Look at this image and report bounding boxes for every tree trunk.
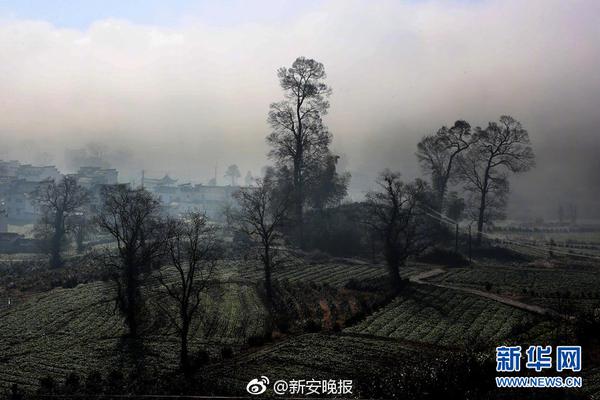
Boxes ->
[263,246,273,309]
[76,229,84,253]
[180,320,191,377]
[293,156,305,249]
[124,259,139,338]
[476,164,492,247]
[435,177,447,215]
[476,197,485,246]
[50,211,64,268]
[384,243,402,293]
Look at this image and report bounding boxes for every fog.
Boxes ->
[0,0,599,219]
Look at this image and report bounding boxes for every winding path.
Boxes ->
[409,268,561,318]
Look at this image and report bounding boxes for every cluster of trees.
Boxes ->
[95,185,220,376]
[32,179,220,377]
[416,116,535,244]
[231,57,536,295]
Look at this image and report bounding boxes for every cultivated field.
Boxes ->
[0,254,597,398]
[426,263,600,313]
[345,284,553,347]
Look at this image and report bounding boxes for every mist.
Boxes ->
[0,0,599,218]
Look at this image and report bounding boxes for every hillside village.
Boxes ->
[0,160,238,252]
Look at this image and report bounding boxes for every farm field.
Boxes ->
[236,260,403,287]
[489,230,600,259]
[425,264,600,312]
[0,277,268,391]
[201,333,448,398]
[0,257,594,397]
[203,331,593,399]
[344,284,554,347]
[0,259,406,392]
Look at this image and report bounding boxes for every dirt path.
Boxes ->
[409,268,560,318]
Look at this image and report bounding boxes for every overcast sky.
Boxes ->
[0,0,599,218]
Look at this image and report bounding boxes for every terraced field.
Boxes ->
[239,260,426,287]
[202,333,436,397]
[345,284,553,347]
[0,278,267,391]
[427,266,600,296]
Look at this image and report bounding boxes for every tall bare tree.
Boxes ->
[96,185,165,338]
[457,116,535,244]
[416,120,473,213]
[34,176,89,268]
[364,171,432,292]
[158,212,220,376]
[231,178,289,309]
[267,56,333,247]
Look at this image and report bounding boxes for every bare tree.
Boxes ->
[457,116,535,245]
[96,185,165,338]
[416,120,473,213]
[158,212,220,376]
[34,176,89,268]
[364,170,432,292]
[224,164,241,186]
[267,56,333,247]
[231,178,289,309]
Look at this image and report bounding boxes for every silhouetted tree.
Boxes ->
[457,116,535,245]
[416,120,473,213]
[231,177,290,308]
[34,176,89,268]
[307,154,350,212]
[158,212,220,377]
[96,185,165,338]
[224,164,241,186]
[267,56,334,248]
[364,170,432,292]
